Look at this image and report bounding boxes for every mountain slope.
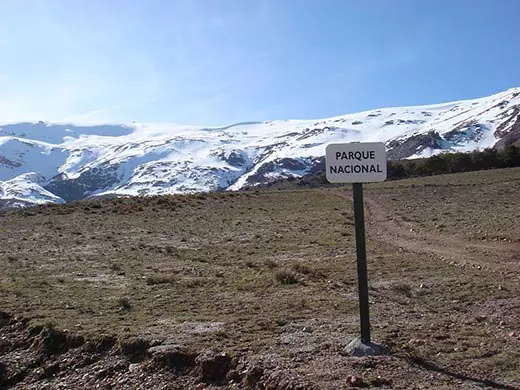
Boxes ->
[0,172,65,210]
[1,87,519,207]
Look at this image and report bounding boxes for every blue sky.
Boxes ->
[1,0,519,125]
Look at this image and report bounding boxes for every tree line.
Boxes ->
[387,145,520,180]
[275,145,520,189]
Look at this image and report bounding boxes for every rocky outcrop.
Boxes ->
[244,157,323,185]
[494,106,520,150]
[0,156,22,169]
[443,121,486,144]
[45,165,121,202]
[387,131,443,160]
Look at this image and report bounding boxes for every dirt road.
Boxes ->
[337,189,520,275]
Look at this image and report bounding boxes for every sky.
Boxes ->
[1,0,519,125]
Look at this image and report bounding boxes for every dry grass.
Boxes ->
[366,167,520,243]
[274,268,299,285]
[0,168,519,388]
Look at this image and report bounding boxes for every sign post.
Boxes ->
[352,182,370,343]
[325,142,387,349]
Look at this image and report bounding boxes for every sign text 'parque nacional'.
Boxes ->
[326,142,387,183]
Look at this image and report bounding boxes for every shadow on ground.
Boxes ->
[402,354,519,390]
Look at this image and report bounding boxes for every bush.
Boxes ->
[146,274,176,285]
[275,268,298,285]
[118,297,132,311]
[264,259,278,269]
[386,145,520,180]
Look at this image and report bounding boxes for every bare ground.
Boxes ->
[1,168,520,389]
[362,194,520,271]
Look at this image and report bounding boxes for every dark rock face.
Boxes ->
[254,142,289,162]
[245,157,323,185]
[494,106,520,150]
[270,158,308,171]
[0,156,22,169]
[295,127,329,141]
[387,131,443,160]
[444,122,485,144]
[216,150,249,168]
[45,165,121,202]
[308,157,325,174]
[225,151,247,167]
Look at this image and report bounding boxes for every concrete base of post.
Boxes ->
[344,337,388,357]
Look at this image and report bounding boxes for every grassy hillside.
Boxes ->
[1,168,519,389]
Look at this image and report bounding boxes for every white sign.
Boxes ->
[326,142,387,183]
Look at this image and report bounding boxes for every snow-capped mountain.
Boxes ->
[1,87,519,208]
[0,173,65,209]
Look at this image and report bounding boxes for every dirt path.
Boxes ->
[336,191,520,273]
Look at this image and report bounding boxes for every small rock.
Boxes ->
[243,365,264,387]
[43,362,61,378]
[408,338,425,346]
[128,363,141,373]
[346,375,366,387]
[344,337,388,357]
[509,331,518,338]
[475,315,487,323]
[302,326,313,333]
[226,369,242,383]
[370,375,392,387]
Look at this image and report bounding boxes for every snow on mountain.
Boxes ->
[1,87,519,208]
[0,172,65,210]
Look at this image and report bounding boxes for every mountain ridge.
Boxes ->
[1,87,520,208]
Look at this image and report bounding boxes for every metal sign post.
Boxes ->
[352,182,370,343]
[325,142,387,350]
